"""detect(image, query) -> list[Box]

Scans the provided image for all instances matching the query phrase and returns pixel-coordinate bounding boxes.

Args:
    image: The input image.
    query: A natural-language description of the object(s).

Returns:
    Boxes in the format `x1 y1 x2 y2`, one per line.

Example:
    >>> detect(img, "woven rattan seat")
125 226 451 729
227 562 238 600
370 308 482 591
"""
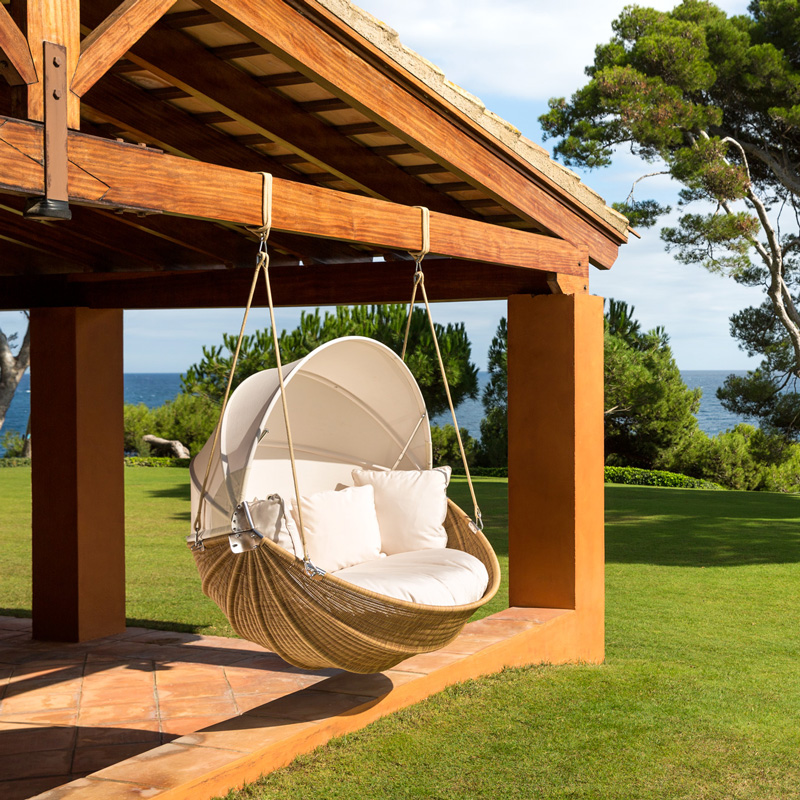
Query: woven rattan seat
189 337 499 673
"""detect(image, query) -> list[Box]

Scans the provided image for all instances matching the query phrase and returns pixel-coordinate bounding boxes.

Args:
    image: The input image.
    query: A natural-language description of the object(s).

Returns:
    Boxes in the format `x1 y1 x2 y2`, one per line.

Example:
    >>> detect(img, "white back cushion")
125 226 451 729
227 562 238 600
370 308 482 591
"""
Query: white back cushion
289 484 382 573
351 467 451 555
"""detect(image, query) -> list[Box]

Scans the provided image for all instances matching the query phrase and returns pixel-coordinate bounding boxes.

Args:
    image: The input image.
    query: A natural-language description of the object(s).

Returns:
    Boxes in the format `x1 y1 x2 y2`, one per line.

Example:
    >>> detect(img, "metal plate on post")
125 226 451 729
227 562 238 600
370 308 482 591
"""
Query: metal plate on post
24 41 71 221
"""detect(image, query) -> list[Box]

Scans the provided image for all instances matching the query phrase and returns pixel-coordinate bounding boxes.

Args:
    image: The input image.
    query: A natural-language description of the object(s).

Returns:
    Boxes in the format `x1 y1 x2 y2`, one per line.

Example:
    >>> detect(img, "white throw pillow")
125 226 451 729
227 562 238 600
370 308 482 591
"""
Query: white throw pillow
289 484 382 573
248 495 300 554
351 467 451 555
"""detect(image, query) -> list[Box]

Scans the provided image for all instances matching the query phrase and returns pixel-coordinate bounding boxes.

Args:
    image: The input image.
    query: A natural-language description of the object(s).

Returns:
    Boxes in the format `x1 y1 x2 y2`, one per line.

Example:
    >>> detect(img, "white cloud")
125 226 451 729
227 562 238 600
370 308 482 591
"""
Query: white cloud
357 0 751 101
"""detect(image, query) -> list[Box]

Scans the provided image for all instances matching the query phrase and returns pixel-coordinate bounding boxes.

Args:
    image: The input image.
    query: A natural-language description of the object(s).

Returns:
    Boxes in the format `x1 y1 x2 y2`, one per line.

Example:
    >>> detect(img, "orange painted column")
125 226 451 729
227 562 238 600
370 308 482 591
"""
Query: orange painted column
507 293 604 660
30 307 126 641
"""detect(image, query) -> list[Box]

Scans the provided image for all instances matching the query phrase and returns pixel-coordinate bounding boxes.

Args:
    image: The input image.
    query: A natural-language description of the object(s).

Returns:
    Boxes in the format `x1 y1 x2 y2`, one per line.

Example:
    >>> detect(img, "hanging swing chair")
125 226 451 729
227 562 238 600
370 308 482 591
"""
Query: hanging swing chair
188 177 500 674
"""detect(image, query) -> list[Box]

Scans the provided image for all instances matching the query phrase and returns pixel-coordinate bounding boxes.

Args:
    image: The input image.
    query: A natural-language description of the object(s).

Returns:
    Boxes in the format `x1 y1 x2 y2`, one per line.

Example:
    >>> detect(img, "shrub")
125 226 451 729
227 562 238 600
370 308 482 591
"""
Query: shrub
124 403 155 456
673 425 800 492
604 466 723 490
452 466 508 478
0 430 26 458
430 424 478 469
124 456 191 468
148 393 218 457
0 457 30 467
124 394 219 458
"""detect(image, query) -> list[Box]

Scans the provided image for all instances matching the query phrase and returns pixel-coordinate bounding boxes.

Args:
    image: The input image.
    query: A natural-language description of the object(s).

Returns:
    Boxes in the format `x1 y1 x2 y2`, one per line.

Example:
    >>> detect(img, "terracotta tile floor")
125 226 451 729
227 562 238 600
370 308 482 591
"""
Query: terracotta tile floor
0 606 573 800
0 616 337 800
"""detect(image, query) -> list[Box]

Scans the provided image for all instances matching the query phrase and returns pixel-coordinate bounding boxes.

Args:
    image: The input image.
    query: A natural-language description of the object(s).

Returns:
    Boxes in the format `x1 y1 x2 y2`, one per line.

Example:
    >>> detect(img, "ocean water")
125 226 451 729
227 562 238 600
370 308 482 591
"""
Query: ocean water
1 370 752 454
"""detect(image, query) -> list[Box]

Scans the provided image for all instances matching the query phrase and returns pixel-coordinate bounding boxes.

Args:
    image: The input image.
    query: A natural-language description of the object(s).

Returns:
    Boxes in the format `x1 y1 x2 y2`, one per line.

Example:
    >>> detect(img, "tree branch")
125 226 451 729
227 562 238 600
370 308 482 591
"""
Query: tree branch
738 140 800 196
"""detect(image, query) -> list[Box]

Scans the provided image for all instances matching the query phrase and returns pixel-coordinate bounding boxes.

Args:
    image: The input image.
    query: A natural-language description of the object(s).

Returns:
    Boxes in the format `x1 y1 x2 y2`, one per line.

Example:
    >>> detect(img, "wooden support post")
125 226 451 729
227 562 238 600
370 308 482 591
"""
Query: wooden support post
507 293 604 661
30 307 125 642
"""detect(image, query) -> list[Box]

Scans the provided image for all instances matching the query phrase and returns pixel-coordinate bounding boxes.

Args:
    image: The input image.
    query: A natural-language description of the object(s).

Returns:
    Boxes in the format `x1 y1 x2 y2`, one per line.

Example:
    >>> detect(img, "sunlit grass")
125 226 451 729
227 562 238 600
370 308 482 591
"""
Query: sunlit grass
221 484 800 800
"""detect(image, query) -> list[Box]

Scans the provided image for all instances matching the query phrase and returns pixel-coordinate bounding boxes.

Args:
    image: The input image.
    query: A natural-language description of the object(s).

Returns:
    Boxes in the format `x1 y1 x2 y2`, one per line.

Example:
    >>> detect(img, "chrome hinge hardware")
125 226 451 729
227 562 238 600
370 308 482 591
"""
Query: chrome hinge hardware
229 500 264 553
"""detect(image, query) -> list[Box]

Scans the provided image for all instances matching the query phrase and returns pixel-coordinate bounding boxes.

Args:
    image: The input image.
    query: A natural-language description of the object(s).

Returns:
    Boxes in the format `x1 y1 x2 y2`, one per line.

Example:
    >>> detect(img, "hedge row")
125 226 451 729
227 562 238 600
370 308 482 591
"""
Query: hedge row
0 457 30 468
0 459 724 491
124 456 192 468
451 466 508 478
604 466 723 490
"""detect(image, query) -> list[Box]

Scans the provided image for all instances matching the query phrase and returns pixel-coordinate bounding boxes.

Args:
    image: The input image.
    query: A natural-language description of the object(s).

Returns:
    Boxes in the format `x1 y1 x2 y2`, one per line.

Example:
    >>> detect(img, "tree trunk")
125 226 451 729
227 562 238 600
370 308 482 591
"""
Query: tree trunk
22 415 31 458
0 321 31 433
142 435 190 459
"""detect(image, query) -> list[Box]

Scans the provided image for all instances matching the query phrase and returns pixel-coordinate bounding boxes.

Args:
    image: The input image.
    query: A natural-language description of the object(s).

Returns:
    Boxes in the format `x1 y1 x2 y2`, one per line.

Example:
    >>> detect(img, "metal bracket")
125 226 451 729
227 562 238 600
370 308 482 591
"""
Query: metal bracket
229 500 264 554
303 559 326 580
24 42 71 221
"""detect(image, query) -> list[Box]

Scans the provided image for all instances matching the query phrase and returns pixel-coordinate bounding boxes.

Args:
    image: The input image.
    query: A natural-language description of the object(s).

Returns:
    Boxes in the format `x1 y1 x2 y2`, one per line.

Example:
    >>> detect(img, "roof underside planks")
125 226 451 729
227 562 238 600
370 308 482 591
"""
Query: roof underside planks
0 0 627 309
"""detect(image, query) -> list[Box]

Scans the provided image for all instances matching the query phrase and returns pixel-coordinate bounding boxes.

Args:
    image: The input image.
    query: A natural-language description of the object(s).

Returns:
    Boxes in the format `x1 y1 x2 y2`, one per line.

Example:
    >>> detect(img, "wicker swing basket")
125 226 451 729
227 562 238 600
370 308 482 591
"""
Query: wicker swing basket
189 336 500 674
192 499 499 673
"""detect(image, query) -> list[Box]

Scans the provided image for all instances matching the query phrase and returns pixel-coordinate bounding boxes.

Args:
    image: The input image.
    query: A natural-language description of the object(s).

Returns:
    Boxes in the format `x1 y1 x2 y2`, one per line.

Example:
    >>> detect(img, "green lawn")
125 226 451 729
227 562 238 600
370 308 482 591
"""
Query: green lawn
1 468 799 798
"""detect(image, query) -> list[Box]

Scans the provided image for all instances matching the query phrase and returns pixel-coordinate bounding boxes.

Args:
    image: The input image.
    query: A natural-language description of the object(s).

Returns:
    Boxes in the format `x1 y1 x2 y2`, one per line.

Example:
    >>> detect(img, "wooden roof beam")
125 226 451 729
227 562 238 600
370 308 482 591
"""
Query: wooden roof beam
0 116 587 277
198 0 624 268
24 0 80 127
80 1 475 219
0 258 554 310
0 194 267 273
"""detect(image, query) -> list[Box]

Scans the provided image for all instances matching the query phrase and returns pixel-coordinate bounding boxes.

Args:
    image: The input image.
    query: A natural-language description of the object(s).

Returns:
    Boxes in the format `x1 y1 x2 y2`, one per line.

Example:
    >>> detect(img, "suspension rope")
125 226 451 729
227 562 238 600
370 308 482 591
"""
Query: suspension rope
194 173 313 566
402 206 483 531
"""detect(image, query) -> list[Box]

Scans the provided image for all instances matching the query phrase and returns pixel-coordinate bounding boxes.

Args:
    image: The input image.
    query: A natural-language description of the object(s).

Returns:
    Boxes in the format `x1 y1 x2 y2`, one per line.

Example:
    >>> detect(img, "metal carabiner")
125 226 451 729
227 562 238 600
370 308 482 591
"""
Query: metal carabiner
256 231 269 263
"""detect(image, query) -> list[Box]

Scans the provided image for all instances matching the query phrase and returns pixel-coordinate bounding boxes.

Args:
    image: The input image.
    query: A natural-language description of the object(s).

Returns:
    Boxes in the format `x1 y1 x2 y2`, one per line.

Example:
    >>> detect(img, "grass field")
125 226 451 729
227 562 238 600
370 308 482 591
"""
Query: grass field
1 468 799 798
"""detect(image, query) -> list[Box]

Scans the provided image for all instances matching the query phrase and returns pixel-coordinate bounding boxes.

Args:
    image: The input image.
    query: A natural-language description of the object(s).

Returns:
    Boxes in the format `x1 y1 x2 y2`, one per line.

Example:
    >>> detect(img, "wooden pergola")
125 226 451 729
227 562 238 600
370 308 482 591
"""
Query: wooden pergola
0 0 628 659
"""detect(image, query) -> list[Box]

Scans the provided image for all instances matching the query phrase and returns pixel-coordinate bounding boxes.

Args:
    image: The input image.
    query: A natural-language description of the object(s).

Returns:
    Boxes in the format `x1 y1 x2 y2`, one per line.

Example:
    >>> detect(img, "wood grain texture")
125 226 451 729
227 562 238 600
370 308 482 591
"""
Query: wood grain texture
81 0 474 219
72 0 177 97
30 307 126 642
507 293 605 614
0 2 37 85
82 75 370 263
199 0 625 268
0 116 586 274
25 0 80 126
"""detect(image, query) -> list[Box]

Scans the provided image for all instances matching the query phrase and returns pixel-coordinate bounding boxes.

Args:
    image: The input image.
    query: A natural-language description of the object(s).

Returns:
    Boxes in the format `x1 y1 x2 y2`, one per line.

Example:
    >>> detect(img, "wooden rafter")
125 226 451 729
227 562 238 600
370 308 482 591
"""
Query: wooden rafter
0 115 587 276
197 0 626 267
80 0 476 219
72 0 177 98
0 3 37 86
83 76 375 264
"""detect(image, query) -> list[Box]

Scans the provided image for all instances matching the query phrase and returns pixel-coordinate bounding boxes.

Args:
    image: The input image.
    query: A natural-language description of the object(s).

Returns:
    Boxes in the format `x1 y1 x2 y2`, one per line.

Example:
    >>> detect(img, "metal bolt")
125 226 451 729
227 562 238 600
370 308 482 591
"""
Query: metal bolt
52 89 61 100
52 56 61 68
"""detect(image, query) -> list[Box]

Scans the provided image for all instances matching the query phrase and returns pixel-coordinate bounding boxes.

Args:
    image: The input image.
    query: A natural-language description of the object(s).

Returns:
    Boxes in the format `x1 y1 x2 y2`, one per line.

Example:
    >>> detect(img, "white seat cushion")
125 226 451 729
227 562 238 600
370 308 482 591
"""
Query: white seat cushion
333 547 489 606
351 467 451 555
289 484 382 573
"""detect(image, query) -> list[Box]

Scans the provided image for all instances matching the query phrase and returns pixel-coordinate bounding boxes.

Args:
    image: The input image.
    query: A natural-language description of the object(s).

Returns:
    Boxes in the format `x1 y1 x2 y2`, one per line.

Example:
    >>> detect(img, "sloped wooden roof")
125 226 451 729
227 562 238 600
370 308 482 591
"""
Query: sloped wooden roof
0 0 628 309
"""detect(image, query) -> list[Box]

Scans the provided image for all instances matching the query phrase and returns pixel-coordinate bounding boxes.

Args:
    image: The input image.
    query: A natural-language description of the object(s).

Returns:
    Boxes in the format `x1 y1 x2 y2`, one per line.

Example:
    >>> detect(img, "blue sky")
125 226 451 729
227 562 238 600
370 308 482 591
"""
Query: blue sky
1 0 760 372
